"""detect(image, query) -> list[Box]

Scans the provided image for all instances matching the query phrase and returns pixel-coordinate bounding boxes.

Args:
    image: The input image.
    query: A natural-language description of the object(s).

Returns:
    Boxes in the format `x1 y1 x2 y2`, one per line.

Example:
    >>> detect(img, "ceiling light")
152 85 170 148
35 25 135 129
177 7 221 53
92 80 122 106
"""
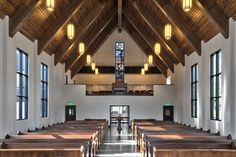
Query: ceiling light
95 68 99 75
154 42 161 55
46 0 54 11
91 62 96 71
144 63 148 71
67 23 75 40
183 0 192 12
148 55 153 65
86 55 91 65
79 42 85 55
141 68 145 75
164 24 172 40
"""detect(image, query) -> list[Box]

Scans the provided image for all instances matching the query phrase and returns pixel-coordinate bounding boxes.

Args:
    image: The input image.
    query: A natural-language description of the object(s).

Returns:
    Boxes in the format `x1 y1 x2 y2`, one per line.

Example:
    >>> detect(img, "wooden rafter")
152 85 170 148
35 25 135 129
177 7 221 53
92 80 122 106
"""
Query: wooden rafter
123 17 168 76
54 2 104 65
133 1 185 66
70 16 118 78
9 0 41 38
118 0 123 33
124 8 174 72
65 9 117 72
152 0 201 55
38 0 83 54
196 0 229 38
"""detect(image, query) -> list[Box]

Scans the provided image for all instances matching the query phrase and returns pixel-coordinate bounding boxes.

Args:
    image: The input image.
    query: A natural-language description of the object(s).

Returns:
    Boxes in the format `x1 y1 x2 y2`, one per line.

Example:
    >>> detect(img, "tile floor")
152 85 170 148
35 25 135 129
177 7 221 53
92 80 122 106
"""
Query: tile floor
95 124 141 157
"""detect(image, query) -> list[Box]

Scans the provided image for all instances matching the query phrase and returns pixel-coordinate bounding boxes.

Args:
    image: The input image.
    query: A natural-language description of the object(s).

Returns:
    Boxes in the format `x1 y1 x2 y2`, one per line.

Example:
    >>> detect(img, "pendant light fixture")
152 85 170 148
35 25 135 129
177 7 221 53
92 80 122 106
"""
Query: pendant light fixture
79 42 85 55
183 0 192 12
46 0 54 11
144 63 148 71
141 68 145 75
86 55 91 65
91 62 96 71
154 42 161 55
148 55 153 65
67 23 75 40
164 24 172 40
95 68 99 75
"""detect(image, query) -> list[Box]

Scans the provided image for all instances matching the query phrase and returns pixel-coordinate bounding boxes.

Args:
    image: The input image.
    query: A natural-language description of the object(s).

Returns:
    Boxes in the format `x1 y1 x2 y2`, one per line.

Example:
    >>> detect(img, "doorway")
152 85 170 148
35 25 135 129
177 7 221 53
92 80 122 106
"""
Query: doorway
163 106 174 121
110 105 130 125
65 105 76 121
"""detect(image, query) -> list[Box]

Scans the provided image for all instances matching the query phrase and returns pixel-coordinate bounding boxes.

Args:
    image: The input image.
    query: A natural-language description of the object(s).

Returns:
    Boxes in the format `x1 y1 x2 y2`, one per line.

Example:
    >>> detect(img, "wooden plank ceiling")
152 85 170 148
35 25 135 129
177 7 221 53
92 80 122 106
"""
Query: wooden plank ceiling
0 0 236 78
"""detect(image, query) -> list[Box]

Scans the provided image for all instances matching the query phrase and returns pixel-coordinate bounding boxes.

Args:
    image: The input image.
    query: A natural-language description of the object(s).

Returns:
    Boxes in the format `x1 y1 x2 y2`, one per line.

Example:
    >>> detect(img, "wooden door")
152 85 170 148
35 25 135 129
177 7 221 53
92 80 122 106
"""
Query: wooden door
65 105 76 121
163 106 174 121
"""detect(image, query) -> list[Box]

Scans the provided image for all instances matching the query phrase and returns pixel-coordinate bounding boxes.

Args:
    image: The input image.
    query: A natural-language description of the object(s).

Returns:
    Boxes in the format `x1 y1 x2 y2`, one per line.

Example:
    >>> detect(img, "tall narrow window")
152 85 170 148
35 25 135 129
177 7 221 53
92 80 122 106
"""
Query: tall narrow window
210 50 222 120
16 49 28 120
41 63 48 117
191 64 198 118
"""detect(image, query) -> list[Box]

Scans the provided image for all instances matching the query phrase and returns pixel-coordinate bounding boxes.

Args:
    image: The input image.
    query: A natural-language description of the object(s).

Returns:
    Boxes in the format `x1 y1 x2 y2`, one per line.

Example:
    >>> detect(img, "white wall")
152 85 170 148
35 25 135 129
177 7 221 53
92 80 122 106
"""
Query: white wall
0 17 66 138
74 74 166 84
174 19 236 138
94 28 148 66
63 85 178 124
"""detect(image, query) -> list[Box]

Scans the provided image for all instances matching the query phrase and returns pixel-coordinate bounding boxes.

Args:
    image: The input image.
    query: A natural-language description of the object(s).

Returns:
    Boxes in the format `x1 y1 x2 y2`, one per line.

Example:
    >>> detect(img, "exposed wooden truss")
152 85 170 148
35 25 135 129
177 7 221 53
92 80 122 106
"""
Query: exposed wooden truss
196 0 229 38
118 0 123 33
70 16 118 77
37 0 83 54
152 0 201 55
124 9 174 72
9 0 41 38
65 8 117 72
133 1 185 66
123 16 168 76
0 0 235 78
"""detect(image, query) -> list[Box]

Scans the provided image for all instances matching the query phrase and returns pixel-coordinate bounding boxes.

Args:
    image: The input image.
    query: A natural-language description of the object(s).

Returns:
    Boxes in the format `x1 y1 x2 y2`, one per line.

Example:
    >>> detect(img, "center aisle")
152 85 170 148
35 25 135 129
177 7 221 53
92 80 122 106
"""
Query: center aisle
96 124 141 157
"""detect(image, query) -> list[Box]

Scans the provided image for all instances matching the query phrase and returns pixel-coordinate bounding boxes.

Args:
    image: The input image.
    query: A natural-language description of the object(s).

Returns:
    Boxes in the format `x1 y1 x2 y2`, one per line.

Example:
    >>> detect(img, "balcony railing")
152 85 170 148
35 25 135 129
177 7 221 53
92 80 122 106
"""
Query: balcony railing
86 84 154 96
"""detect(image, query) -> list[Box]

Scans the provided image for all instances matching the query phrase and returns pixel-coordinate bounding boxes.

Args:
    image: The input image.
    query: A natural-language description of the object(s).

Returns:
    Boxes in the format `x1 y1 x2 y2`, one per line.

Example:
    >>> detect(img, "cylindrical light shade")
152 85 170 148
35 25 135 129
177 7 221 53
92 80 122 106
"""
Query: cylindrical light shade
148 55 153 65
67 23 75 40
46 0 54 11
144 63 148 71
154 42 161 55
183 0 192 12
95 68 99 75
141 68 145 75
86 55 91 65
91 62 96 71
164 24 172 40
79 42 85 55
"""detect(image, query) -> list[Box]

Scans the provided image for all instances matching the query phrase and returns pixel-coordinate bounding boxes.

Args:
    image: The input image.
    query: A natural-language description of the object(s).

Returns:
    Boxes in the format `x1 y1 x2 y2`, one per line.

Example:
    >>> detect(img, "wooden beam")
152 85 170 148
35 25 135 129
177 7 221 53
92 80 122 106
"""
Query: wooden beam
9 0 41 37
118 0 123 33
70 17 118 78
196 0 229 39
152 0 201 55
54 2 104 65
133 1 185 66
123 17 168 76
38 0 83 54
0 9 5 19
124 9 174 72
65 9 117 72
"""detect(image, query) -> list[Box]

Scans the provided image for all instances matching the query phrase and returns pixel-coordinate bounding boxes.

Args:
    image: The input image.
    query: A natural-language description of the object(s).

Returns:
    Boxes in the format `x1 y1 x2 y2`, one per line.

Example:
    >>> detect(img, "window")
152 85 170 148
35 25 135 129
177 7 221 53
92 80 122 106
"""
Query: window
41 63 48 117
210 50 222 120
16 49 28 120
191 64 198 118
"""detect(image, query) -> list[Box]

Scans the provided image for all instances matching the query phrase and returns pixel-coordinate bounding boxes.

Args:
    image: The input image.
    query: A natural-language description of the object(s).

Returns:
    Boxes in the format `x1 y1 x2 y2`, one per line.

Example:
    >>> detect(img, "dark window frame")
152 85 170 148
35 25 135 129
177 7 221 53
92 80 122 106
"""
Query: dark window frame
16 48 28 120
191 63 198 118
41 63 48 118
210 50 222 121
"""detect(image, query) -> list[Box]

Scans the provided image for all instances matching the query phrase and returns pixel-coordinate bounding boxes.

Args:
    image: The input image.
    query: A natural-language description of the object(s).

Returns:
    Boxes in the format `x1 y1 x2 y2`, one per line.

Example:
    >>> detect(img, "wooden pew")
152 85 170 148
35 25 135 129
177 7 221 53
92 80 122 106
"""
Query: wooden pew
152 148 236 157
